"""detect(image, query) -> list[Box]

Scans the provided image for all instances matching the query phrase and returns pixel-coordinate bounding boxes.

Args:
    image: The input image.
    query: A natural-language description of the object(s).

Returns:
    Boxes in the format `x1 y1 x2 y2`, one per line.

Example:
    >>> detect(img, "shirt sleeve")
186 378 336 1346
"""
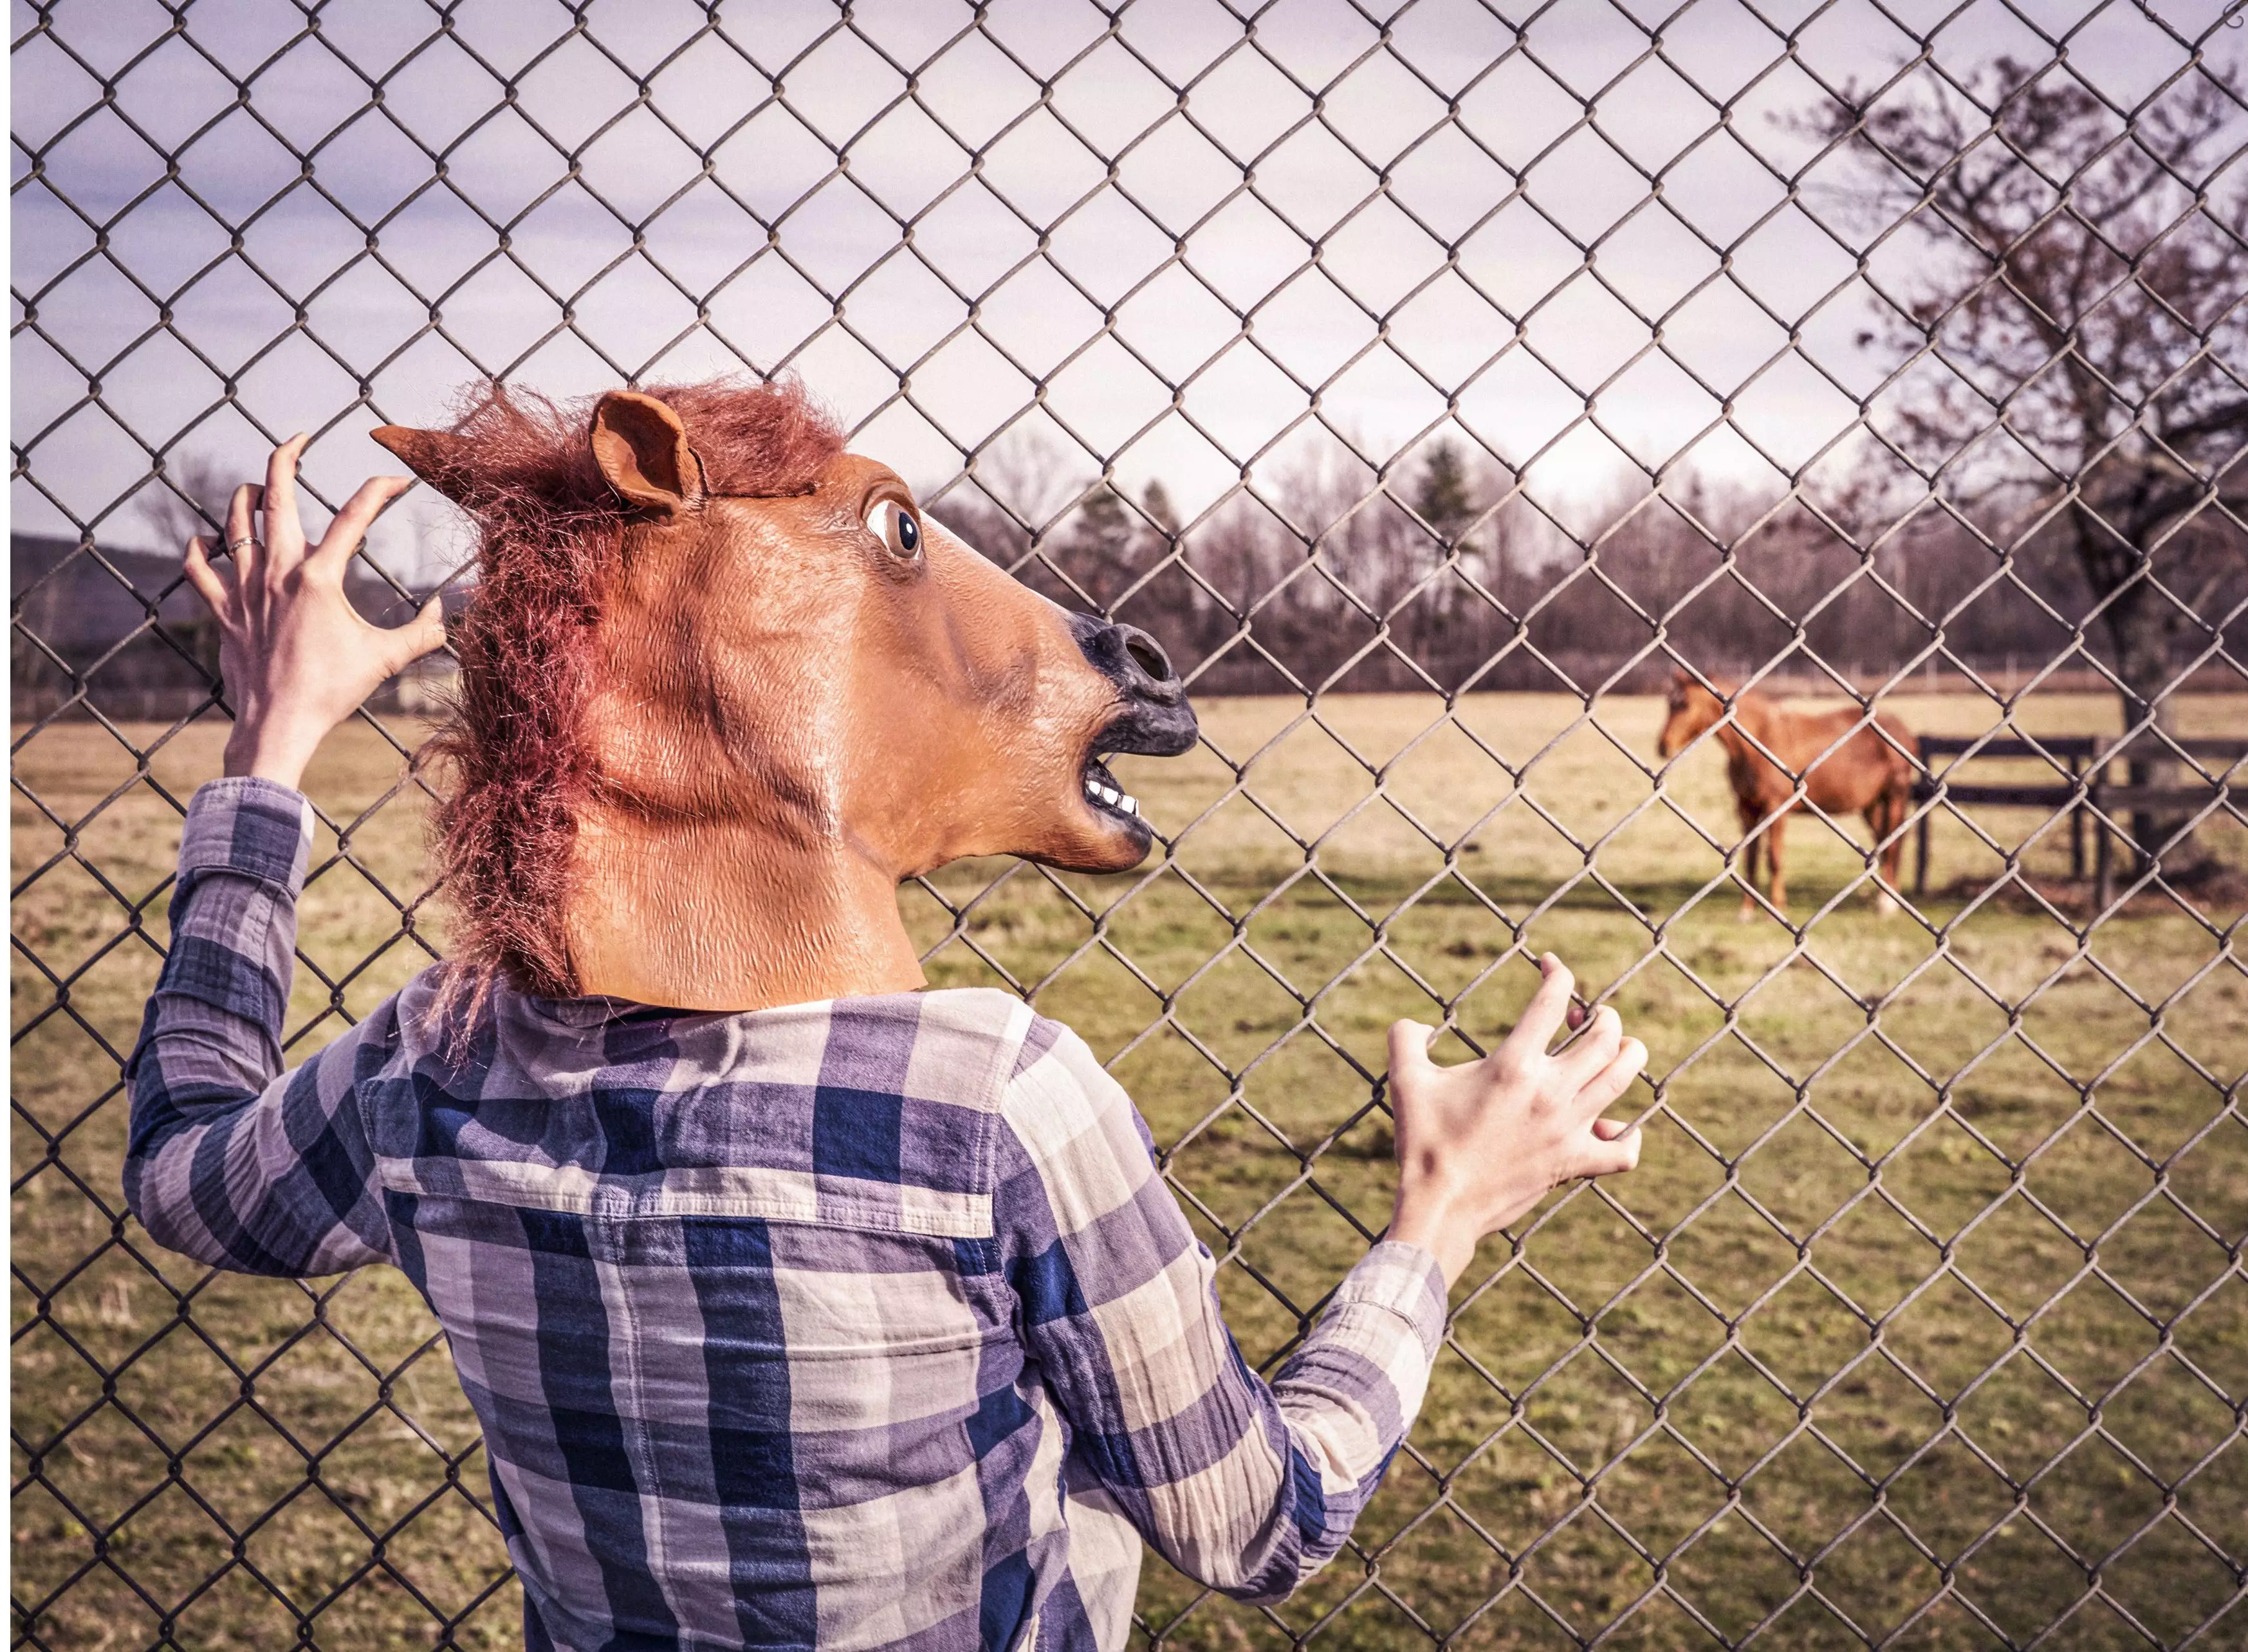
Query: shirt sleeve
122 776 391 1276
992 1016 1447 1603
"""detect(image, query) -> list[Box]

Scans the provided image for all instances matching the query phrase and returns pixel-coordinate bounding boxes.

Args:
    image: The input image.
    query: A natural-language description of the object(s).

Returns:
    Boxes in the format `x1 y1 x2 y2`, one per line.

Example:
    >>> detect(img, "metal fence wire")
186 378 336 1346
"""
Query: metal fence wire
13 2 2248 1649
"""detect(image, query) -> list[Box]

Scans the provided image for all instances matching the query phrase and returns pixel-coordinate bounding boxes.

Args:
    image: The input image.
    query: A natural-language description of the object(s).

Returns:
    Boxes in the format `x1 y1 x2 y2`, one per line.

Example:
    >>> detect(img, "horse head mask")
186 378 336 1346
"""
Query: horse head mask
374 380 1195 1014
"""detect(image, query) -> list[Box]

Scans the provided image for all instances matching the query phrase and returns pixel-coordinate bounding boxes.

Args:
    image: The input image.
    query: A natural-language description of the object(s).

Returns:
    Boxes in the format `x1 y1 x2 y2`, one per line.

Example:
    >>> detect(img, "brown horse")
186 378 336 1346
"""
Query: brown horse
374 380 1195 1014
1656 673 1919 917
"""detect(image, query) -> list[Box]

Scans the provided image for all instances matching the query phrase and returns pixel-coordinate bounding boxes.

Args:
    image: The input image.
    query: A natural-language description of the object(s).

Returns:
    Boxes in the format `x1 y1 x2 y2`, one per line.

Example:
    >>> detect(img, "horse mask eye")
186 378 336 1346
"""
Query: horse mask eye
865 497 921 560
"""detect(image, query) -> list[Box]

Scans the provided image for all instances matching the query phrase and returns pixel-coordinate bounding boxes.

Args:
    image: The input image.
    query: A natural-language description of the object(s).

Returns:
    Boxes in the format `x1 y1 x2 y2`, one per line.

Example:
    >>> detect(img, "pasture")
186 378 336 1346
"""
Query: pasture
13 690 2246 1649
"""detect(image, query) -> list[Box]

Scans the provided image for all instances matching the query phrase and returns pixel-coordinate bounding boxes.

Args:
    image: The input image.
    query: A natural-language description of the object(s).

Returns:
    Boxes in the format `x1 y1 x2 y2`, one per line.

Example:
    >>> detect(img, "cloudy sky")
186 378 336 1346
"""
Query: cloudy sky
13 0 2246 584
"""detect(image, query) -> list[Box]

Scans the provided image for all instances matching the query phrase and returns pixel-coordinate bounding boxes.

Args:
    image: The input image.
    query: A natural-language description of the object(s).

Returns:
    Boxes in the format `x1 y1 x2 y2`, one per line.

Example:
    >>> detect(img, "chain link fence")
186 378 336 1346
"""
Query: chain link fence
14 1 2247 1647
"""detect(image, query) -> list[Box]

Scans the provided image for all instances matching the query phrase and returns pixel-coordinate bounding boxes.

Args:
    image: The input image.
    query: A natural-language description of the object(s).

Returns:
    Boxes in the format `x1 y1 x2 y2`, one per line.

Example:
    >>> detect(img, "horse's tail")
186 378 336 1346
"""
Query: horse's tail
1876 711 1922 786
1884 721 1921 836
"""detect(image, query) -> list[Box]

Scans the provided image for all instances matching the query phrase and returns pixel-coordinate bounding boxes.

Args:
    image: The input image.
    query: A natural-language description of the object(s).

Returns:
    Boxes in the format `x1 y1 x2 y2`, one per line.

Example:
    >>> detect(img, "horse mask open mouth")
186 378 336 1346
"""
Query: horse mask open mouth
1069 612 1197 840
373 380 1197 1013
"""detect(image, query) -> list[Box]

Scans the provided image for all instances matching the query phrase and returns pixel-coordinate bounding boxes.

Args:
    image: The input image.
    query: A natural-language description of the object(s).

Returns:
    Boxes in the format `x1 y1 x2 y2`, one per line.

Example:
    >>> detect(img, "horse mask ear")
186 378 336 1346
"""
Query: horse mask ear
371 425 474 499
589 390 705 520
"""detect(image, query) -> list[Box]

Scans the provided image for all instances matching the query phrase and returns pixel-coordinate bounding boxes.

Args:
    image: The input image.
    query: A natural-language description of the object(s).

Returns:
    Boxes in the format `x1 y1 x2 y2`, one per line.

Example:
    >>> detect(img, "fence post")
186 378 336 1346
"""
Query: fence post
2093 739 2114 910
2069 751 2085 882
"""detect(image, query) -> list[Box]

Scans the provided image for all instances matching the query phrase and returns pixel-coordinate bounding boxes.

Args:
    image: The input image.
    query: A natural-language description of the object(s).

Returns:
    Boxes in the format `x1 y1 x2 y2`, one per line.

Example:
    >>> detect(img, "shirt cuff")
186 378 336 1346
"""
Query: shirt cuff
1330 1240 1450 1361
180 776 316 895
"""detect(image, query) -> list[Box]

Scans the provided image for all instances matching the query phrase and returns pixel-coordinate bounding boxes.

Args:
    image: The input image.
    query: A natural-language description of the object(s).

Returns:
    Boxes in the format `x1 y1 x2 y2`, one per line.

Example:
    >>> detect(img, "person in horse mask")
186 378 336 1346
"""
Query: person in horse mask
127 381 1646 1652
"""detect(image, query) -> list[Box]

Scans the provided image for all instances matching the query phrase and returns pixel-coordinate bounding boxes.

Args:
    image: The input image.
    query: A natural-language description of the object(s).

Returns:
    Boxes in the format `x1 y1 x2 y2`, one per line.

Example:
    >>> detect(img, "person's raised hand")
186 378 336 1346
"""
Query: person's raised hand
1383 955 1646 1285
181 436 446 790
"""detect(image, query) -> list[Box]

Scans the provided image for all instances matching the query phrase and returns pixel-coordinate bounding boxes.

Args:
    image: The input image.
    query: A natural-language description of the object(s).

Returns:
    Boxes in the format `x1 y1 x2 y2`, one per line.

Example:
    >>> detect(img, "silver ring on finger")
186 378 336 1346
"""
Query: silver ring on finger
226 535 260 554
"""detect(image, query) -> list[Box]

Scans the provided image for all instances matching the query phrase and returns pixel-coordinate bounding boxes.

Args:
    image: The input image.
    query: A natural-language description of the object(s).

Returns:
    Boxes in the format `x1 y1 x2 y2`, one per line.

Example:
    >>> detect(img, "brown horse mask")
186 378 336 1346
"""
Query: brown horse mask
376 388 1195 1013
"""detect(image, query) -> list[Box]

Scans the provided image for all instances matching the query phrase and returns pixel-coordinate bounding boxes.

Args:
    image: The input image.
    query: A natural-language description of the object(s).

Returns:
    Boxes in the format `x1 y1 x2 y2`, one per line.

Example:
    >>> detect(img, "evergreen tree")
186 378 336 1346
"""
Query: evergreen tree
1142 479 1179 535
1069 483 1138 609
1412 440 1477 546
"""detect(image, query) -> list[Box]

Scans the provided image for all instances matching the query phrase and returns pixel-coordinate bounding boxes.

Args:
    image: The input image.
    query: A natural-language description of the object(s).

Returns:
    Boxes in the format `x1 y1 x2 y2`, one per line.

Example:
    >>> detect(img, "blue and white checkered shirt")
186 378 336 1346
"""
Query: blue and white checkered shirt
127 777 1448 1652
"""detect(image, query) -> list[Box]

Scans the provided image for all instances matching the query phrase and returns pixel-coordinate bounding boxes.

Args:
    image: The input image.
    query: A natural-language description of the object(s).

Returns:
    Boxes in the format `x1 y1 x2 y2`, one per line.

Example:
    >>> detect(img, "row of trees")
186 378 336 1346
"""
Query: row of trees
936 436 2217 699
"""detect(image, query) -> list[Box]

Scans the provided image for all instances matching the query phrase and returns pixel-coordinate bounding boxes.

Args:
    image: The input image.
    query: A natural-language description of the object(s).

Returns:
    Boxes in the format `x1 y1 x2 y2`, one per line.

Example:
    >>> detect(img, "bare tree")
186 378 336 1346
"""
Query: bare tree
136 452 239 553
1818 59 2248 872
133 450 450 631
960 427 1086 546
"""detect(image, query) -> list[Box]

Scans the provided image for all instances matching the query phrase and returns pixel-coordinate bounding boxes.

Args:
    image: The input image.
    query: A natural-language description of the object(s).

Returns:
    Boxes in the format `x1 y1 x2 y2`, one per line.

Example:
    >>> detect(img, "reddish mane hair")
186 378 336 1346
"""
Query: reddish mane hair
423 377 843 1014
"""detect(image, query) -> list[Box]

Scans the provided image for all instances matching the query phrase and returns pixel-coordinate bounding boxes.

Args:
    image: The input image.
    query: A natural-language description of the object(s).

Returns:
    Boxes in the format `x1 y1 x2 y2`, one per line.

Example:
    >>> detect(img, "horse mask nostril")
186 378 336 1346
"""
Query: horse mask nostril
1124 634 1173 683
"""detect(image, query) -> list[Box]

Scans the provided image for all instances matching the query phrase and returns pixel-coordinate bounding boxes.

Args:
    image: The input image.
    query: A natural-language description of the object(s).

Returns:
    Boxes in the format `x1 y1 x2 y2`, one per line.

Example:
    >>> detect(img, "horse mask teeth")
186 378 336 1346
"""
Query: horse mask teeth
1081 753 1142 817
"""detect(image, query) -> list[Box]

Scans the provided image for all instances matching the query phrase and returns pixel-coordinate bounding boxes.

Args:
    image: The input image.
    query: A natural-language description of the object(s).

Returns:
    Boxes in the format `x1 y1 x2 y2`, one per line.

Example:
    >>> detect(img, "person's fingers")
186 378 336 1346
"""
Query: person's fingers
381 594 448 670
1509 953 1576 1054
1387 1018 1440 1081
1576 1123 1643 1177
310 475 412 574
1567 1001 1587 1031
1573 1036 1648 1117
1555 1004 1624 1088
181 536 234 618
1590 1115 1634 1141
261 434 311 565
226 484 263 583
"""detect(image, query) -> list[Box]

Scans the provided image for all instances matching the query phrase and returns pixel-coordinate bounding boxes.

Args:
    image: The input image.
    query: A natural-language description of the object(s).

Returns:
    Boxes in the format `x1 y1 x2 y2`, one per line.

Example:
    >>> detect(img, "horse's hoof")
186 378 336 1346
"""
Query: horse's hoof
1736 905 1756 924
1873 890 1897 916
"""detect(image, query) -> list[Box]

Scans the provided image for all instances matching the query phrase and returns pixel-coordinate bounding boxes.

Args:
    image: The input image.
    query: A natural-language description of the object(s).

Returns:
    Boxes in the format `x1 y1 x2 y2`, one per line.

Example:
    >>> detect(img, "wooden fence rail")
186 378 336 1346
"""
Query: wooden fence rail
1913 734 2247 905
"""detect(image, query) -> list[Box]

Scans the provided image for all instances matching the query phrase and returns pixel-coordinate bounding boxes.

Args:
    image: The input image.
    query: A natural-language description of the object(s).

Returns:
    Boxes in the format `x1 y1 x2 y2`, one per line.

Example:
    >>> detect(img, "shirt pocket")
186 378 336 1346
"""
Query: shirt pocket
623 1213 1004 1439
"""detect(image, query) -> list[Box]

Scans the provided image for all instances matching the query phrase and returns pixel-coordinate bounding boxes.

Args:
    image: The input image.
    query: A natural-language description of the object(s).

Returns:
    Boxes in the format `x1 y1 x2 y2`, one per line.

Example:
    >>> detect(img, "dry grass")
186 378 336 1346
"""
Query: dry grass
14 690 2246 1649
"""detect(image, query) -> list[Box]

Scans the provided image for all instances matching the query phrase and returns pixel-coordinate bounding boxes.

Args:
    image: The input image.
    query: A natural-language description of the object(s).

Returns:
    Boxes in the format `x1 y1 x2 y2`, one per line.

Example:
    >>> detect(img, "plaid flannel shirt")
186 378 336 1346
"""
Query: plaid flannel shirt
126 777 1449 1652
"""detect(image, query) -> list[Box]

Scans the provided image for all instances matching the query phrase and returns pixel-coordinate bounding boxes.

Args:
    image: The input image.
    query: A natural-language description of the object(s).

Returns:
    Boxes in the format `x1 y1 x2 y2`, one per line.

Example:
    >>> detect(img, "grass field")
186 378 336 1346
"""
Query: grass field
14 690 2247 1649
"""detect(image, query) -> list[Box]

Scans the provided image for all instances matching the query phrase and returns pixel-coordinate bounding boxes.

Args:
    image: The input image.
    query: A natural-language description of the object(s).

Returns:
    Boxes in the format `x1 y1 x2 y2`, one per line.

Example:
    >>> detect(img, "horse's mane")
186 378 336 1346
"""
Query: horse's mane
422 376 844 1019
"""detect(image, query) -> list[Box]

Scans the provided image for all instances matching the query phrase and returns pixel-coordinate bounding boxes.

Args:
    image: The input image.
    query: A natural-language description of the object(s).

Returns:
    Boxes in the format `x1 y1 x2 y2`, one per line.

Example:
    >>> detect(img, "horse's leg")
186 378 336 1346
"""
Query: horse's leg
1738 804 1762 921
1868 794 1899 915
1767 809 1789 914
1888 778 1913 903
1879 784 1911 913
